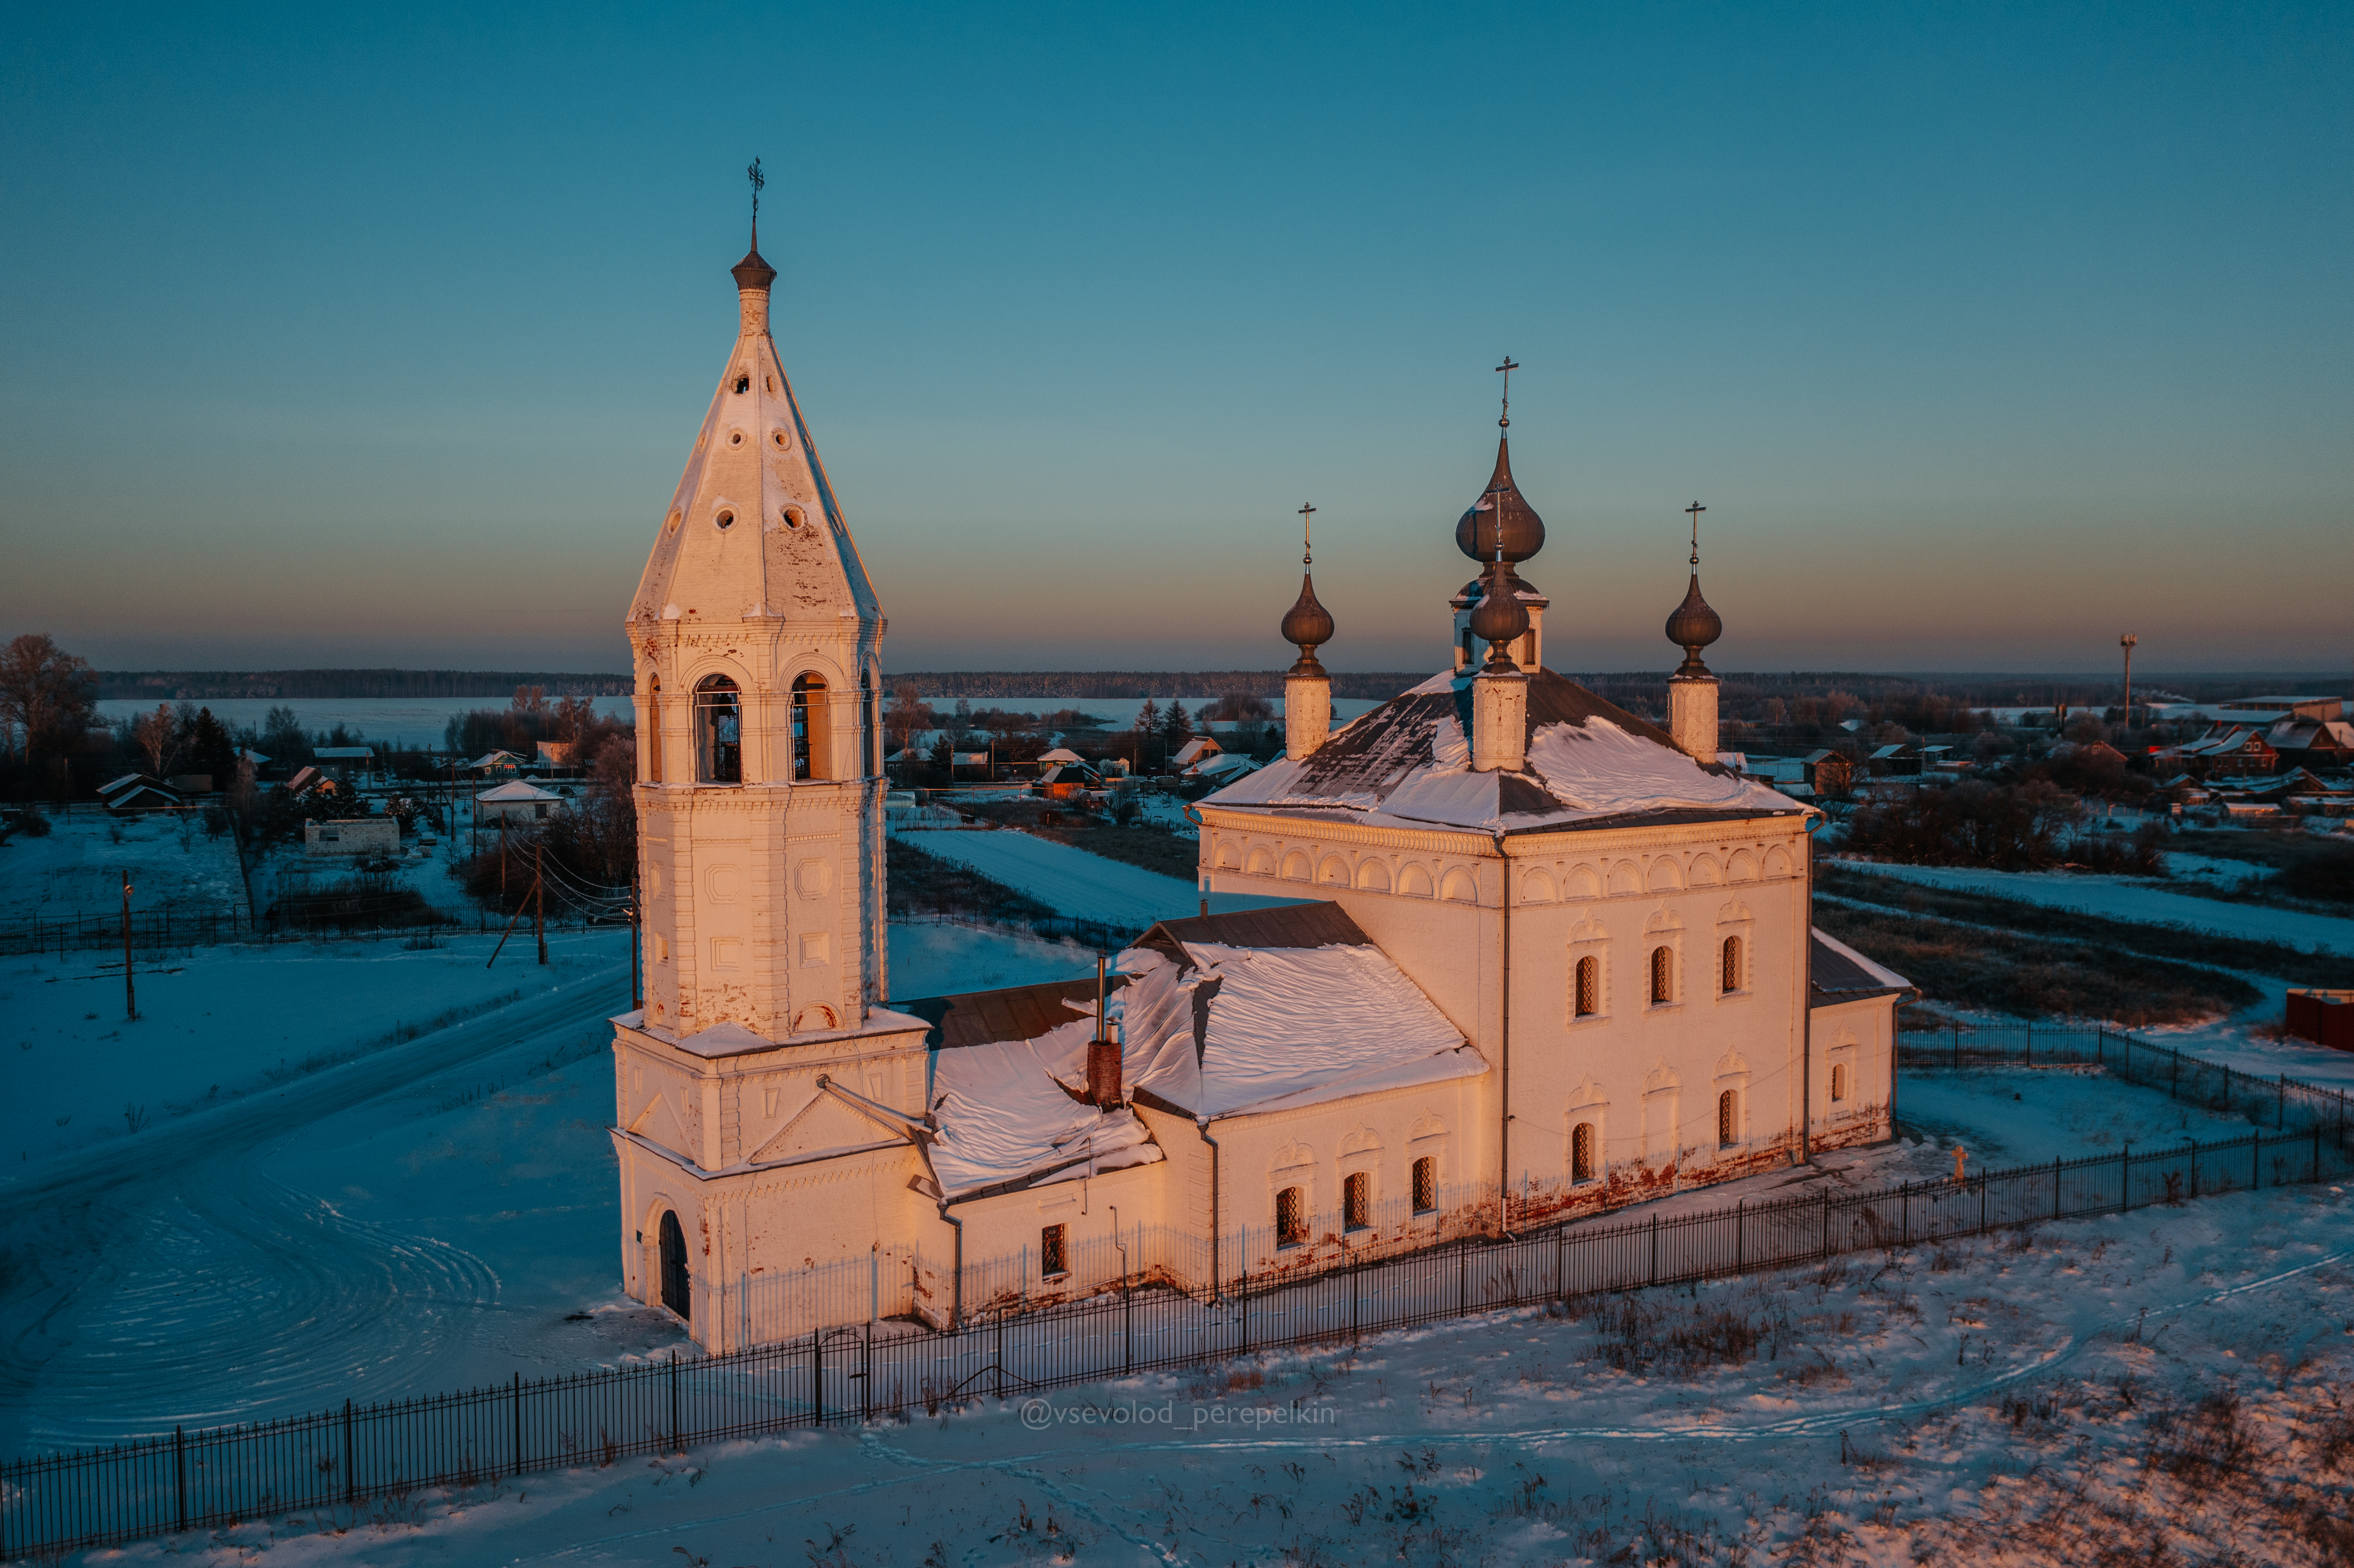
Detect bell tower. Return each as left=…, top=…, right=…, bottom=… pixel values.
left=625, top=211, right=889, bottom=1041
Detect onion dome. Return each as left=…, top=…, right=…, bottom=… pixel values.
left=1455, top=437, right=1547, bottom=564
left=731, top=221, right=777, bottom=291
left=1282, top=573, right=1334, bottom=676
left=1666, top=573, right=1722, bottom=677
left=1469, top=560, right=1530, bottom=670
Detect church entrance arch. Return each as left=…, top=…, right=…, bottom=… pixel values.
left=658, top=1210, right=691, bottom=1321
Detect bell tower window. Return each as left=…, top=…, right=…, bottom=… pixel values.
left=694, top=676, right=742, bottom=783
left=791, top=674, right=830, bottom=780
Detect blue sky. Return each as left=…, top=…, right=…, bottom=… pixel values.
left=3, top=2, right=2349, bottom=676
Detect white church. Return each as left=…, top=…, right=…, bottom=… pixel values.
left=608, top=227, right=1913, bottom=1350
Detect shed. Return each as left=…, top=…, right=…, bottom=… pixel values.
left=305, top=817, right=401, bottom=858
left=97, top=773, right=183, bottom=813
left=476, top=780, right=563, bottom=824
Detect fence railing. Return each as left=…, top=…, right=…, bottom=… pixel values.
left=9, top=1031, right=2352, bottom=1559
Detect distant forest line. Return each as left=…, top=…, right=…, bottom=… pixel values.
left=91, top=667, right=2339, bottom=705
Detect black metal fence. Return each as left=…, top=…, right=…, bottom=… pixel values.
left=9, top=1034, right=2354, bottom=1558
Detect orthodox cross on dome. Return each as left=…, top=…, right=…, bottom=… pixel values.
left=1494, top=355, right=1518, bottom=430
left=1685, top=501, right=1706, bottom=568
left=747, top=157, right=764, bottom=227
left=1298, top=501, right=1315, bottom=567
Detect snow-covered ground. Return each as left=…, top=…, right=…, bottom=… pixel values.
left=1, top=811, right=247, bottom=920
left=896, top=829, right=1202, bottom=929
left=1831, top=856, right=2354, bottom=953
left=70, top=1179, right=2354, bottom=1567
left=889, top=919, right=1100, bottom=998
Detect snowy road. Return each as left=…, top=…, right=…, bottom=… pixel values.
left=1832, top=856, right=2354, bottom=953
left=0, top=949, right=643, bottom=1453
left=896, top=829, right=1201, bottom=929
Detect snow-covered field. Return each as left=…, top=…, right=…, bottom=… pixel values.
left=2, top=811, right=247, bottom=920
left=889, top=919, right=1100, bottom=998
left=896, top=829, right=1203, bottom=929
left=70, top=1178, right=2354, bottom=1567
left=1831, top=856, right=2354, bottom=954
left=91, top=698, right=637, bottom=752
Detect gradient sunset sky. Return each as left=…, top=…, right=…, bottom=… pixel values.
left=3, top=3, right=2349, bottom=677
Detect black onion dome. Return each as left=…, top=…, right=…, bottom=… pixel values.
left=1666, top=573, right=1723, bottom=677
left=731, top=222, right=777, bottom=291
left=1282, top=573, right=1334, bottom=674
left=1468, top=561, right=1530, bottom=667
left=1454, top=436, right=1547, bottom=564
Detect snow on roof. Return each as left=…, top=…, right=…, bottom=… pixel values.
left=1037, top=747, right=1085, bottom=764
left=1809, top=928, right=1913, bottom=1002
left=1189, top=752, right=1259, bottom=779
left=1173, top=738, right=1222, bottom=765
left=476, top=780, right=561, bottom=802
left=928, top=1015, right=1161, bottom=1199
left=1204, top=668, right=1800, bottom=835
left=472, top=750, right=525, bottom=768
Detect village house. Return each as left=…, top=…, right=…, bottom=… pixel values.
left=604, top=228, right=1912, bottom=1351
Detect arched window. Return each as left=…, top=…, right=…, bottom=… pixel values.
left=1650, top=945, right=1673, bottom=1005
left=1571, top=1121, right=1596, bottom=1183
left=1721, top=936, right=1742, bottom=993
left=1275, top=1186, right=1307, bottom=1248
left=1830, top=1063, right=1850, bottom=1103
left=791, top=674, right=829, bottom=780
left=1717, top=1089, right=1740, bottom=1148
left=1574, top=955, right=1599, bottom=1018
left=1411, top=1157, right=1437, bottom=1215
left=693, top=676, right=741, bottom=783
left=645, top=674, right=662, bottom=784
left=657, top=1210, right=690, bottom=1319
left=1342, top=1171, right=1371, bottom=1232
left=1039, top=1223, right=1068, bottom=1278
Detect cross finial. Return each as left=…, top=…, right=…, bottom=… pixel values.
left=1685, top=501, right=1706, bottom=568
left=1298, top=501, right=1316, bottom=566
left=1495, top=355, right=1518, bottom=429
left=747, top=157, right=764, bottom=236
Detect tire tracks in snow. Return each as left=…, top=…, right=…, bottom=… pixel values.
left=0, top=960, right=627, bottom=1450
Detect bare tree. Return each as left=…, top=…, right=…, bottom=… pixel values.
left=0, top=634, right=98, bottom=763
left=131, top=703, right=182, bottom=778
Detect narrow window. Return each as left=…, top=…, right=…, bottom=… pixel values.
left=694, top=676, right=742, bottom=783
left=1411, top=1157, right=1436, bottom=1215
left=861, top=671, right=876, bottom=776
left=1574, top=955, right=1599, bottom=1018
left=791, top=674, right=829, bottom=780
left=1830, top=1063, right=1850, bottom=1103
left=733, top=373, right=750, bottom=394
left=1571, top=1121, right=1596, bottom=1183
left=1721, top=936, right=1741, bottom=993
left=1718, top=1089, right=1739, bottom=1148
left=1276, top=1186, right=1307, bottom=1247
left=645, top=675, right=662, bottom=783
left=1650, top=945, right=1673, bottom=1005
left=1342, top=1172, right=1370, bottom=1231
left=1040, top=1223, right=1068, bottom=1277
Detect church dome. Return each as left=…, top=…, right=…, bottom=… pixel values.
left=731, top=224, right=777, bottom=291
left=1468, top=562, right=1530, bottom=664
left=1666, top=573, right=1722, bottom=676
left=1455, top=437, right=1546, bottom=564
left=1282, top=573, right=1334, bottom=674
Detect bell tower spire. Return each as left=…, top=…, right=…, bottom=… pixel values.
left=625, top=195, right=889, bottom=1044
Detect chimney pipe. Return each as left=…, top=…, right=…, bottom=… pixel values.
left=1086, top=955, right=1122, bottom=1106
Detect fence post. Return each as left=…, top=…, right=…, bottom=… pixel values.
left=2189, top=1140, right=2198, bottom=1199
left=2121, top=1146, right=2130, bottom=1212
left=1820, top=1191, right=1829, bottom=1258
left=669, top=1351, right=681, bottom=1450
left=993, top=1312, right=1004, bottom=1401
left=2096, top=1027, right=2104, bottom=1067
left=511, top=1371, right=521, bottom=1479
left=2053, top=1158, right=2062, bottom=1220
left=343, top=1398, right=354, bottom=1506
left=175, top=1425, right=187, bottom=1533
left=1458, top=1241, right=1467, bottom=1316
left=2253, top=1130, right=2261, bottom=1190
left=1735, top=1200, right=1744, bottom=1270
left=1901, top=1183, right=1909, bottom=1247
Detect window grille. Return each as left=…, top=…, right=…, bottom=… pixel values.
left=1275, top=1186, right=1307, bottom=1247
left=1650, top=945, right=1673, bottom=1005
left=1410, top=1157, right=1436, bottom=1215
left=1718, top=1089, right=1739, bottom=1148
left=1721, top=936, right=1741, bottom=993
left=1574, top=955, right=1599, bottom=1018
left=790, top=674, right=827, bottom=780
left=1039, top=1224, right=1067, bottom=1277
left=1342, top=1172, right=1370, bottom=1231
left=1571, top=1121, right=1596, bottom=1183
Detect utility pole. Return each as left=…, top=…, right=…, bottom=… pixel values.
left=120, top=873, right=137, bottom=1022
left=2120, top=633, right=2138, bottom=722
left=534, top=843, right=547, bottom=966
